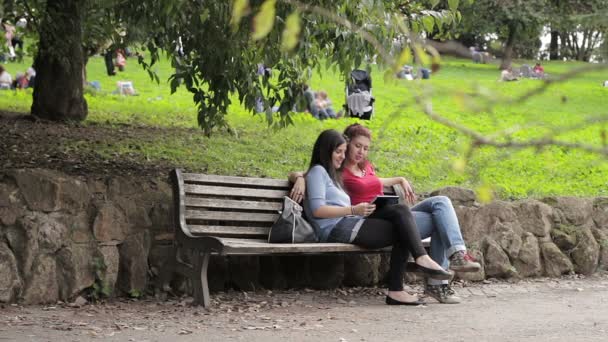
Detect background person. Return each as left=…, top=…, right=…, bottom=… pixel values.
left=314, top=90, right=340, bottom=119
left=500, top=66, right=518, bottom=82
left=0, top=65, right=13, bottom=89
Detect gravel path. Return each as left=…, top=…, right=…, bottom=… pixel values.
left=2, top=274, right=608, bottom=342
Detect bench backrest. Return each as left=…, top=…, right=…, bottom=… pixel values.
left=171, top=169, right=399, bottom=240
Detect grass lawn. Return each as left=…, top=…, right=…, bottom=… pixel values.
left=1, top=55, right=607, bottom=200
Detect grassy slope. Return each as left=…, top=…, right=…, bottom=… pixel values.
left=1, top=56, right=607, bottom=199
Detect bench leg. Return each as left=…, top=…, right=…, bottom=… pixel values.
left=192, top=251, right=211, bottom=308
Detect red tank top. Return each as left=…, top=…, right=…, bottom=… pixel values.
left=342, top=161, right=384, bottom=205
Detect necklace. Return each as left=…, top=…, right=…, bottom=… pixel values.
left=359, top=167, right=366, bottom=177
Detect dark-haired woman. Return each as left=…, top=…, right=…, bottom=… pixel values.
left=294, top=129, right=450, bottom=305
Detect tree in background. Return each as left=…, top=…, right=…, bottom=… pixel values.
left=457, top=0, right=545, bottom=69
left=31, top=0, right=88, bottom=121
left=546, top=0, right=607, bottom=61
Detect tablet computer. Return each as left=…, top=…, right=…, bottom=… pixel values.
left=371, top=195, right=399, bottom=209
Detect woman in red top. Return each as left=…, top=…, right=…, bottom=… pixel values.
left=290, top=124, right=481, bottom=304
left=340, top=123, right=480, bottom=304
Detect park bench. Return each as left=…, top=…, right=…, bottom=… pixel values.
left=170, top=169, right=426, bottom=307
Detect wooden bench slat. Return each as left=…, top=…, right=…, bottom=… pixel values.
left=183, top=173, right=290, bottom=188
left=184, top=184, right=288, bottom=199
left=185, top=197, right=282, bottom=211
left=186, top=210, right=279, bottom=223
left=189, top=225, right=270, bottom=237
left=216, top=238, right=430, bottom=254
left=215, top=238, right=389, bottom=254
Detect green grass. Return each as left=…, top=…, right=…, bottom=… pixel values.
left=1, top=56, right=607, bottom=199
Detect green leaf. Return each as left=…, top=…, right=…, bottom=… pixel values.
left=200, top=9, right=210, bottom=24
left=413, top=44, right=430, bottom=66
left=422, top=16, right=435, bottom=33
left=448, top=0, right=460, bottom=11
left=252, top=0, right=277, bottom=41
left=430, top=0, right=440, bottom=8
left=394, top=48, right=412, bottom=72
left=383, top=69, right=395, bottom=84
left=230, top=0, right=249, bottom=29
left=281, top=11, right=301, bottom=52
left=476, top=184, right=494, bottom=204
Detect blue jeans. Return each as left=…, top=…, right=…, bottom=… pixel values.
left=412, top=196, right=466, bottom=285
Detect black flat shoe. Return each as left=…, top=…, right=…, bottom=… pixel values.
left=406, top=262, right=452, bottom=280
left=385, top=295, right=425, bottom=306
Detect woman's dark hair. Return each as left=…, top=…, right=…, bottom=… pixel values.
left=308, top=129, right=346, bottom=186
left=0, top=65, right=4, bottom=74
left=343, top=123, right=372, bottom=169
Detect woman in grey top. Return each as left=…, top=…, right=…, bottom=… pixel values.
left=299, top=129, right=450, bottom=305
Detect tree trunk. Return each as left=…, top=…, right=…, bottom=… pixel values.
left=549, top=29, right=559, bottom=60
left=500, top=23, right=517, bottom=70
left=31, top=0, right=88, bottom=121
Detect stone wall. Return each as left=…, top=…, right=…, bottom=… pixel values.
left=0, top=169, right=607, bottom=304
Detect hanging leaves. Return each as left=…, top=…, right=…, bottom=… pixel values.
left=230, top=0, right=250, bottom=30
left=448, top=0, right=460, bottom=11
left=413, top=44, right=430, bottom=66
left=425, top=44, right=442, bottom=73
left=393, top=48, right=412, bottom=72
left=280, top=11, right=301, bottom=52
left=422, top=16, right=435, bottom=33
left=252, top=0, right=277, bottom=41
left=476, top=183, right=494, bottom=204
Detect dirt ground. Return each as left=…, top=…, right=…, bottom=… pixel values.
left=2, top=274, right=608, bottom=342
left=0, top=111, right=184, bottom=178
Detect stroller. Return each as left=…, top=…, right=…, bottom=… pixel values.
left=344, top=69, right=374, bottom=120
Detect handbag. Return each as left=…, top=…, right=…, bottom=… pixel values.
left=268, top=196, right=318, bottom=243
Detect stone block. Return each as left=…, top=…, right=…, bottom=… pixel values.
left=0, top=242, right=22, bottom=303
left=56, top=244, right=97, bottom=299
left=591, top=228, right=608, bottom=271
left=115, top=198, right=152, bottom=230
left=430, top=187, right=476, bottom=206
left=541, top=197, right=593, bottom=226
left=13, top=169, right=90, bottom=213
left=343, top=254, right=381, bottom=286
left=484, top=238, right=516, bottom=278
left=571, top=226, right=599, bottom=275
left=21, top=254, right=59, bottom=304
left=149, top=201, right=173, bottom=232
left=540, top=241, right=573, bottom=276
left=117, top=232, right=150, bottom=295
left=514, top=199, right=554, bottom=237
left=99, top=245, right=120, bottom=295
left=551, top=224, right=577, bottom=252
left=592, top=197, right=608, bottom=229
left=494, top=222, right=523, bottom=259
left=49, top=211, right=94, bottom=244
left=460, top=201, right=518, bottom=245
left=513, top=233, right=542, bottom=277
left=93, top=202, right=129, bottom=242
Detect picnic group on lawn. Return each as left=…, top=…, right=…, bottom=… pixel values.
left=287, top=124, right=481, bottom=305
